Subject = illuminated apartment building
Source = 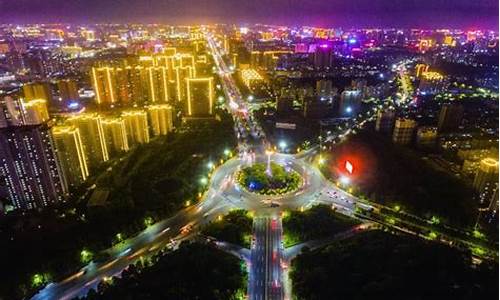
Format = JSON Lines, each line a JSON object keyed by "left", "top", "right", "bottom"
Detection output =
{"left": 52, "top": 126, "right": 89, "bottom": 188}
{"left": 186, "top": 77, "right": 214, "bottom": 117}
{"left": 66, "top": 113, "right": 109, "bottom": 169}
{"left": 101, "top": 117, "right": 129, "bottom": 156}
{"left": 0, "top": 124, "right": 67, "bottom": 210}
{"left": 21, "top": 82, "right": 53, "bottom": 105}
{"left": 20, "top": 99, "right": 50, "bottom": 125}
{"left": 147, "top": 104, "right": 173, "bottom": 136}
{"left": 92, "top": 65, "right": 169, "bottom": 107}
{"left": 146, "top": 67, "right": 169, "bottom": 103}
{"left": 91, "top": 66, "right": 117, "bottom": 106}
{"left": 175, "top": 66, "right": 195, "bottom": 102}
{"left": 57, "top": 79, "right": 79, "bottom": 103}
{"left": 122, "top": 110, "right": 150, "bottom": 144}
{"left": 392, "top": 118, "right": 417, "bottom": 145}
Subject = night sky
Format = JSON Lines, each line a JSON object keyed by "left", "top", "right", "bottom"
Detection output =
{"left": 0, "top": 0, "right": 497, "bottom": 29}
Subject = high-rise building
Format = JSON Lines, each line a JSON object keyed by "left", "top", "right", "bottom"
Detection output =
{"left": 186, "top": 77, "right": 214, "bottom": 117}
{"left": 21, "top": 99, "right": 50, "bottom": 125}
{"left": 52, "top": 126, "right": 89, "bottom": 188}
{"left": 1, "top": 94, "right": 49, "bottom": 126}
{"left": 146, "top": 66, "right": 169, "bottom": 103}
{"left": 175, "top": 66, "right": 195, "bottom": 102}
{"left": 122, "top": 110, "right": 150, "bottom": 144}
{"left": 66, "top": 113, "right": 109, "bottom": 170}
{"left": 101, "top": 118, "right": 129, "bottom": 156}
{"left": 250, "top": 51, "right": 262, "bottom": 69}
{"left": 303, "top": 97, "right": 331, "bottom": 119}
{"left": 375, "top": 110, "right": 395, "bottom": 133}
{"left": 92, "top": 64, "right": 171, "bottom": 107}
{"left": 276, "top": 96, "right": 294, "bottom": 116}
{"left": 57, "top": 79, "right": 79, "bottom": 104}
{"left": 416, "top": 126, "right": 438, "bottom": 148}
{"left": 147, "top": 104, "right": 173, "bottom": 136}
{"left": 316, "top": 79, "right": 334, "bottom": 100}
{"left": 0, "top": 124, "right": 67, "bottom": 210}
{"left": 0, "top": 94, "right": 24, "bottom": 128}
{"left": 339, "top": 89, "right": 362, "bottom": 117}
{"left": 21, "top": 82, "right": 53, "bottom": 105}
{"left": 473, "top": 158, "right": 499, "bottom": 208}
{"left": 437, "top": 103, "right": 464, "bottom": 133}
{"left": 91, "top": 66, "right": 117, "bottom": 106}
{"left": 393, "top": 118, "right": 417, "bottom": 145}
{"left": 314, "top": 44, "right": 333, "bottom": 69}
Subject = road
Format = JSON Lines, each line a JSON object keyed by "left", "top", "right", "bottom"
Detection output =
{"left": 249, "top": 216, "right": 284, "bottom": 300}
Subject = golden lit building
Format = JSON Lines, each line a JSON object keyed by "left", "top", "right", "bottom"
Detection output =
{"left": 21, "top": 99, "right": 50, "bottom": 125}
{"left": 81, "top": 29, "right": 95, "bottom": 41}
{"left": 122, "top": 110, "right": 150, "bottom": 144}
{"left": 146, "top": 66, "right": 169, "bottom": 103}
{"left": 147, "top": 104, "right": 173, "bottom": 136}
{"left": 186, "top": 77, "right": 214, "bottom": 117}
{"left": 52, "top": 126, "right": 89, "bottom": 188}
{"left": 163, "top": 47, "right": 177, "bottom": 56}
{"left": 175, "top": 66, "right": 195, "bottom": 102}
{"left": 240, "top": 69, "right": 263, "bottom": 88}
{"left": 22, "top": 82, "right": 53, "bottom": 105}
{"left": 392, "top": 118, "right": 417, "bottom": 145}
{"left": 92, "top": 64, "right": 170, "bottom": 107}
{"left": 101, "top": 118, "right": 129, "bottom": 156}
{"left": 66, "top": 113, "right": 109, "bottom": 169}
{"left": 57, "top": 79, "right": 79, "bottom": 102}
{"left": 91, "top": 67, "right": 117, "bottom": 106}
{"left": 418, "top": 39, "right": 433, "bottom": 52}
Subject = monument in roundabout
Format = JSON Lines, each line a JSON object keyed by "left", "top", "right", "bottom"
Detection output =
{"left": 236, "top": 151, "right": 302, "bottom": 196}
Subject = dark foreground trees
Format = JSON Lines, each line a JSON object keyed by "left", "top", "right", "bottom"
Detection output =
{"left": 79, "top": 242, "right": 246, "bottom": 300}
{"left": 202, "top": 209, "right": 253, "bottom": 247}
{"left": 290, "top": 230, "right": 498, "bottom": 300}
{"left": 283, "top": 204, "right": 360, "bottom": 246}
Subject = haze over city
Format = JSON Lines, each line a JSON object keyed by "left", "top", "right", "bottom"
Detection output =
{"left": 0, "top": 0, "right": 498, "bottom": 28}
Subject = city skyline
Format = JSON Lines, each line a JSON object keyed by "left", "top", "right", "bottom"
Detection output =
{"left": 0, "top": 0, "right": 498, "bottom": 29}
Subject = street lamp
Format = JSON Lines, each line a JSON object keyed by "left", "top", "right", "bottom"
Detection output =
{"left": 200, "top": 177, "right": 208, "bottom": 185}
{"left": 278, "top": 141, "right": 287, "bottom": 152}
{"left": 265, "top": 149, "right": 274, "bottom": 175}
{"left": 207, "top": 161, "right": 214, "bottom": 169}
